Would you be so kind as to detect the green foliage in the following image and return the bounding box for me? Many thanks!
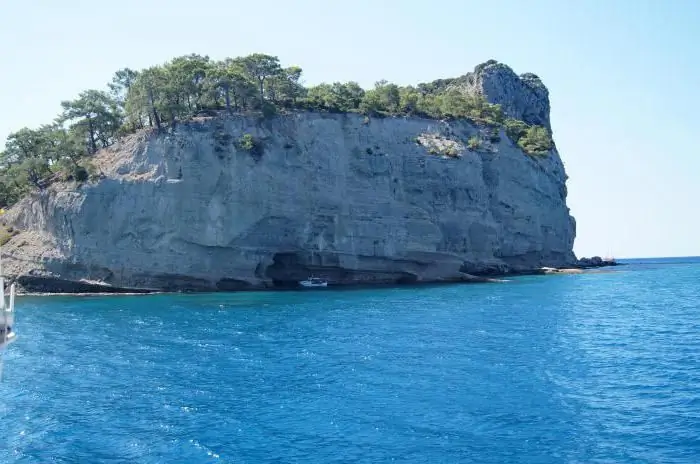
[1,53,553,208]
[0,123,89,206]
[51,158,97,183]
[60,89,122,154]
[504,118,553,155]
[467,136,481,151]
[241,53,282,106]
[0,226,19,246]
[0,168,27,208]
[434,90,504,125]
[108,67,139,121]
[518,126,553,155]
[261,101,278,119]
[372,80,400,113]
[474,59,499,75]
[0,52,301,207]
[73,165,89,182]
[398,86,421,114]
[444,146,460,157]
[359,88,383,115]
[236,134,264,159]
[305,82,365,113]
[271,66,305,106]
[357,80,400,116]
[504,118,529,141]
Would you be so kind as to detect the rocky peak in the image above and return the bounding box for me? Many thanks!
[458,60,552,129]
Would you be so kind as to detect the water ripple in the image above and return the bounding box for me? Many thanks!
[1,260,699,462]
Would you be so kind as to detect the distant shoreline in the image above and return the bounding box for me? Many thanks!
[615,257,700,264]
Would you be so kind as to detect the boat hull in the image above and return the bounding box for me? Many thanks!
[299,281,328,288]
[0,331,16,349]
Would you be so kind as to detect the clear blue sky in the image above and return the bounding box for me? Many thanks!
[1,0,698,258]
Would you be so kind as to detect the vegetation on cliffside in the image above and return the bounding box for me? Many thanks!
[0,53,554,208]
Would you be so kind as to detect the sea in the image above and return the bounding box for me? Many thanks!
[1,257,699,463]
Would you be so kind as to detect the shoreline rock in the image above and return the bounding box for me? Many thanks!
[12,260,627,297]
[575,255,620,268]
[7,267,578,296]
[5,251,621,297]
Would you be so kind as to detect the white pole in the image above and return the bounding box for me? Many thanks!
[9,283,15,312]
[0,245,4,310]
[0,288,5,351]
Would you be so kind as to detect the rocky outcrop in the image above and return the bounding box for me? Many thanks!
[449,60,552,129]
[537,256,620,276]
[2,73,576,293]
[576,256,619,268]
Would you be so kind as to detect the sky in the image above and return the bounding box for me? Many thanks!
[1,0,698,258]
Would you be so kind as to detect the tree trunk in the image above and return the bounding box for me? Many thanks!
[153,108,161,130]
[87,116,97,154]
[224,86,231,113]
[194,90,202,112]
[268,82,276,104]
[148,88,161,130]
[28,168,41,189]
[258,78,265,107]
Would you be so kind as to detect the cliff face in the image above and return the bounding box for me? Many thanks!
[3,65,577,293]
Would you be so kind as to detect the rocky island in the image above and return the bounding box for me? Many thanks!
[0,54,607,293]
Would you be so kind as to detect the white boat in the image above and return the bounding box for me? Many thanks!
[299,277,328,288]
[0,243,17,350]
[604,250,616,264]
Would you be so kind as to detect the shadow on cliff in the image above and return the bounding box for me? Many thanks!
[265,251,419,288]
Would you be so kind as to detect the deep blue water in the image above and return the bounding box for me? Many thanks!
[2,258,700,463]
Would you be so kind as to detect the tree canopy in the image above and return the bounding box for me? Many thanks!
[0,53,554,208]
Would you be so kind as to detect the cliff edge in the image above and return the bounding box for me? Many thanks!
[1,61,577,293]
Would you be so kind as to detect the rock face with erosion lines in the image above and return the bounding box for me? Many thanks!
[2,62,577,293]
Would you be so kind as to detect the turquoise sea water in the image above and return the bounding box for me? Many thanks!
[1,258,699,463]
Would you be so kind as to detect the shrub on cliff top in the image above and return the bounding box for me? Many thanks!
[0,53,553,207]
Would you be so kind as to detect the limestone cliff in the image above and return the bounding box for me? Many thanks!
[2,66,577,293]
